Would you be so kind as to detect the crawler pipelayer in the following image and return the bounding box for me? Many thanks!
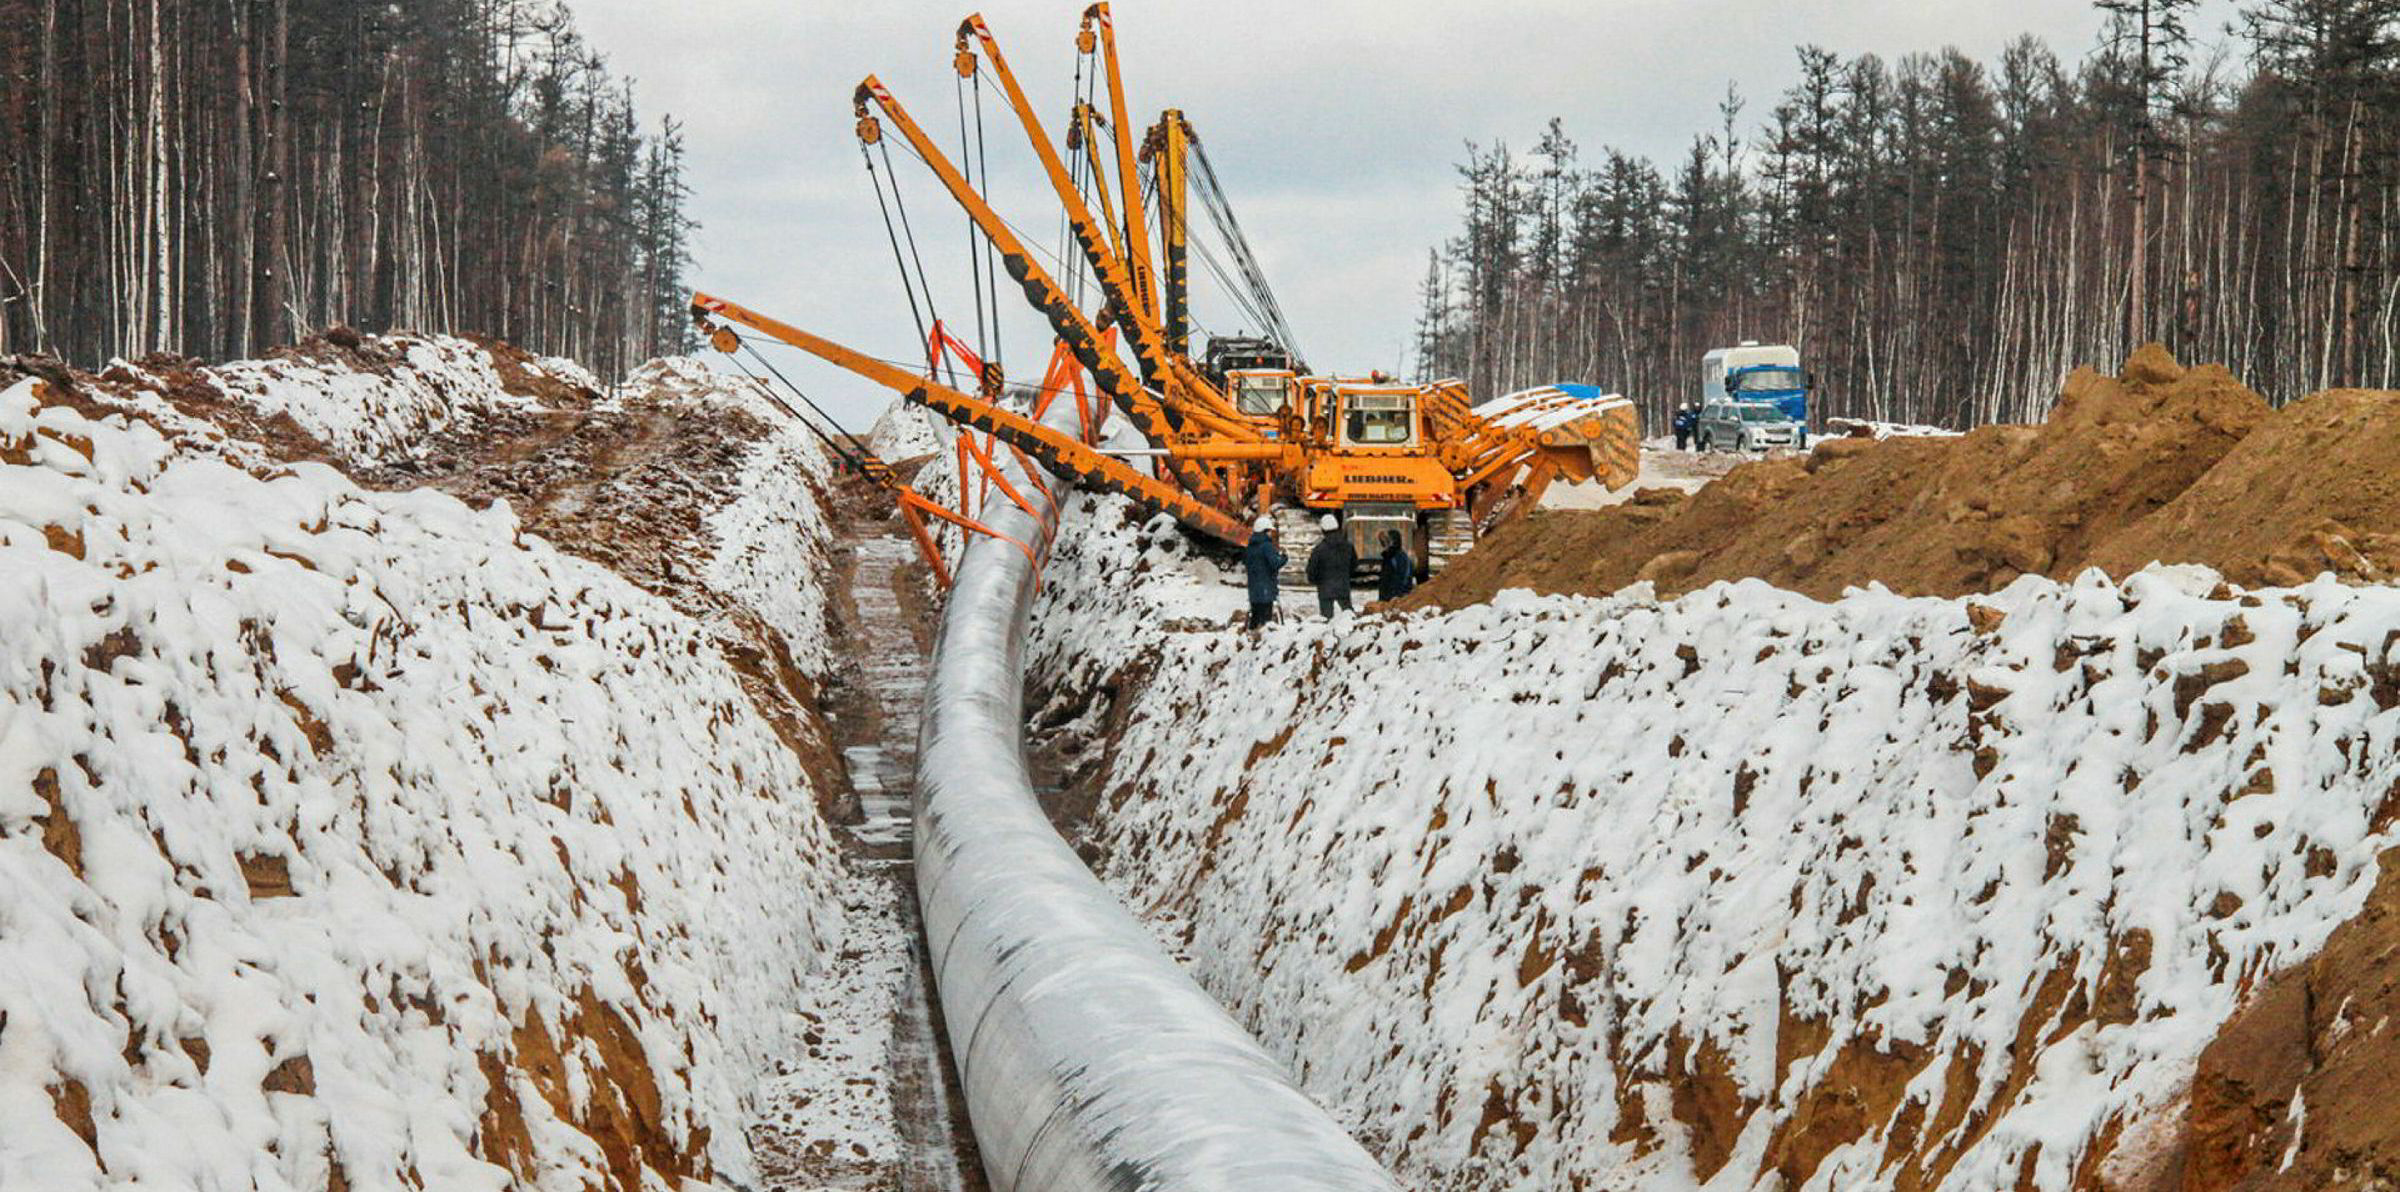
[691,5,1641,580]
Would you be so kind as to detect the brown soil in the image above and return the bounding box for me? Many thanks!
[2160,847,2400,1190]
[1408,344,2306,608]
[354,402,761,607]
[2087,387,2400,587]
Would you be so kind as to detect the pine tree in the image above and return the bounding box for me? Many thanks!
[2094,0,2199,344]
[0,0,695,376]
[1411,249,1452,381]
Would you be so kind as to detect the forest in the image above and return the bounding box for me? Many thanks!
[1415,0,2400,429]
[0,0,694,379]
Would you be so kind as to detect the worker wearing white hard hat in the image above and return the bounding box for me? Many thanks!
[1242,514,1286,631]
[1304,512,1356,617]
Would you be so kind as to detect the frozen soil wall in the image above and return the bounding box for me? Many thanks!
[1029,495,2400,1191]
[0,336,851,1190]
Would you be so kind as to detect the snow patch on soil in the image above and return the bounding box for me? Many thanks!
[867,399,952,464]
[1824,416,1963,439]
[1030,493,2400,1191]
[196,335,580,464]
[1,356,850,1189]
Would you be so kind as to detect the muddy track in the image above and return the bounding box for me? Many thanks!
[750,483,985,1190]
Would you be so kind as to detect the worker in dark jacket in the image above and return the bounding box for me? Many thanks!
[1304,513,1356,617]
[1376,530,1416,600]
[1242,515,1285,630]
[1673,404,1699,451]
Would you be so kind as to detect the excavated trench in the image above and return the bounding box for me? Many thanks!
[750,485,987,1190]
[907,402,1401,1189]
[1000,346,2400,1190]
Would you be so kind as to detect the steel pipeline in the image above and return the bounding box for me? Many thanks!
[910,403,1402,1190]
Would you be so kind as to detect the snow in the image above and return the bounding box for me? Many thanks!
[1824,416,1961,439]
[866,398,952,463]
[1,353,852,1188]
[748,876,911,1178]
[536,355,608,396]
[638,357,843,681]
[196,335,575,464]
[1028,493,2400,1190]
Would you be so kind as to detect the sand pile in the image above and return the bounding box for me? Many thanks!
[1408,344,2345,608]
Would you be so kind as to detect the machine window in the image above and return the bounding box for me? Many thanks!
[1233,375,1288,416]
[1732,366,1806,394]
[1341,394,1415,446]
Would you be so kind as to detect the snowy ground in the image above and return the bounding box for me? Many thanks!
[748,520,977,1191]
[1027,493,2400,1191]
[1824,416,1964,439]
[866,399,954,465]
[1,339,858,1190]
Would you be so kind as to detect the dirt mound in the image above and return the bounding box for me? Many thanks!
[1408,344,2281,607]
[2089,387,2400,586]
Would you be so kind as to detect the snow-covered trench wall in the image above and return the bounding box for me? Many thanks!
[1028,494,2400,1191]
[0,340,849,1191]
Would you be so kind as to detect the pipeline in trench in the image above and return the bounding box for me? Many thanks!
[909,398,1401,1191]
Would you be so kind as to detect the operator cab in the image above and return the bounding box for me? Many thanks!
[1335,386,1420,449]
[1202,335,1297,384]
[1226,369,1296,418]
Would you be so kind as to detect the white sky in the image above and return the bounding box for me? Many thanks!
[573,0,2243,428]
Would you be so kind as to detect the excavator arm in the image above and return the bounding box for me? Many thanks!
[691,290,1250,545]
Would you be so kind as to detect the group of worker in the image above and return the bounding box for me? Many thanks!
[1240,514,1415,630]
[1671,403,1700,451]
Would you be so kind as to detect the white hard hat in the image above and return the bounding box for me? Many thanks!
[1319,514,1338,531]
[1253,515,1273,532]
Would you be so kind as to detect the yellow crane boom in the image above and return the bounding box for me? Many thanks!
[690,291,1252,545]
[851,74,1239,506]
[952,15,1251,439]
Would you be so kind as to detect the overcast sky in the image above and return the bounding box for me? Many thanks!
[573,0,2241,428]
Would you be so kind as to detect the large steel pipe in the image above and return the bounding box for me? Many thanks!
[912,405,1400,1191]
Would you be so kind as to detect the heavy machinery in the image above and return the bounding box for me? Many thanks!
[689,5,1640,581]
[1702,341,1814,434]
